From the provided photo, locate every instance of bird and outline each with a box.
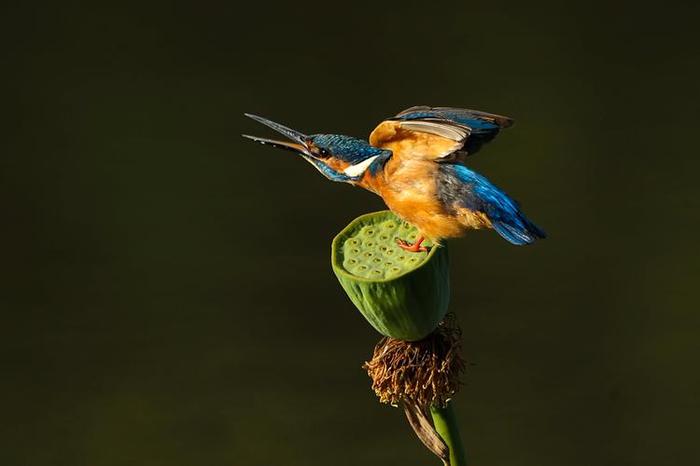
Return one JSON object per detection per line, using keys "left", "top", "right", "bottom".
{"left": 242, "top": 106, "right": 545, "bottom": 252}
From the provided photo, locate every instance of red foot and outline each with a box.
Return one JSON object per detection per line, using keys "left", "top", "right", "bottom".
{"left": 396, "top": 235, "right": 429, "bottom": 253}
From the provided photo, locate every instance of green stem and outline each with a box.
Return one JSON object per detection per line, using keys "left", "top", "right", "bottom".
{"left": 430, "top": 403, "right": 467, "bottom": 466}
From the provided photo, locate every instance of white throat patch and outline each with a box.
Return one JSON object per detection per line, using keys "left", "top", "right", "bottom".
{"left": 343, "top": 155, "right": 380, "bottom": 177}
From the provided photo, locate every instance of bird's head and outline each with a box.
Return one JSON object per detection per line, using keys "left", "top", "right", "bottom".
{"left": 243, "top": 114, "right": 390, "bottom": 182}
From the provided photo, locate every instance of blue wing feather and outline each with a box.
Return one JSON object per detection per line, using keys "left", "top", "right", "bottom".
{"left": 439, "top": 164, "right": 546, "bottom": 245}
{"left": 393, "top": 106, "right": 513, "bottom": 155}
{"left": 396, "top": 111, "right": 499, "bottom": 132}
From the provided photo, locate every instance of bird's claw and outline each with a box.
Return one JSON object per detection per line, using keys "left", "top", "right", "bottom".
{"left": 396, "top": 237, "right": 429, "bottom": 253}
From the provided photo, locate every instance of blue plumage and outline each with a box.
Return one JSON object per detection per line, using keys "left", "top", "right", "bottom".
{"left": 243, "top": 107, "right": 545, "bottom": 250}
{"left": 396, "top": 110, "right": 500, "bottom": 133}
{"left": 367, "top": 151, "right": 393, "bottom": 176}
{"left": 310, "top": 134, "right": 386, "bottom": 164}
{"left": 438, "top": 164, "right": 546, "bottom": 245}
{"left": 393, "top": 107, "right": 513, "bottom": 156}
{"left": 299, "top": 134, "right": 392, "bottom": 182}
{"left": 306, "top": 157, "right": 355, "bottom": 182}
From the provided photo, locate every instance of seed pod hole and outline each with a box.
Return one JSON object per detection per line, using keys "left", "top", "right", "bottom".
{"left": 336, "top": 211, "right": 440, "bottom": 280}
{"left": 333, "top": 211, "right": 449, "bottom": 337}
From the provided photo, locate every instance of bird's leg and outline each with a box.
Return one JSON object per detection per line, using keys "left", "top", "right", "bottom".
{"left": 396, "top": 235, "right": 429, "bottom": 253}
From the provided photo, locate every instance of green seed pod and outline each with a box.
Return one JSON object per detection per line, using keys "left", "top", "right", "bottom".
{"left": 331, "top": 211, "right": 450, "bottom": 341}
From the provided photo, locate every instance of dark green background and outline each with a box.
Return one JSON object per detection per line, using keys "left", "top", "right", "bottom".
{"left": 3, "top": 2, "right": 699, "bottom": 465}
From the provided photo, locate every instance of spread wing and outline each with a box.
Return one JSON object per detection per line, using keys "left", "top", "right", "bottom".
{"left": 369, "top": 106, "right": 513, "bottom": 161}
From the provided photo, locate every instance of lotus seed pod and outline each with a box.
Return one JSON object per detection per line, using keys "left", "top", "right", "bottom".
{"left": 331, "top": 211, "right": 450, "bottom": 341}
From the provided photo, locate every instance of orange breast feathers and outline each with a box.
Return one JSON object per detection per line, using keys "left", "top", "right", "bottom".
{"left": 363, "top": 120, "right": 492, "bottom": 240}
{"left": 363, "top": 155, "right": 463, "bottom": 240}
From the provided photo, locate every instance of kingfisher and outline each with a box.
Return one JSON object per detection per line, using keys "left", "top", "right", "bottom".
{"left": 243, "top": 106, "right": 545, "bottom": 252}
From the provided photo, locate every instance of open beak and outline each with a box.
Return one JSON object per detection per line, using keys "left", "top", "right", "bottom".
{"left": 242, "top": 114, "right": 312, "bottom": 156}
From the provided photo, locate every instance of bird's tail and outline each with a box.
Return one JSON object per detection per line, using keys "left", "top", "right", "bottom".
{"left": 445, "top": 164, "right": 546, "bottom": 246}
{"left": 490, "top": 212, "right": 546, "bottom": 245}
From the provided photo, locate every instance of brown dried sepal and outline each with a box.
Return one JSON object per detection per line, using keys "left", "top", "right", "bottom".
{"left": 363, "top": 314, "right": 465, "bottom": 407}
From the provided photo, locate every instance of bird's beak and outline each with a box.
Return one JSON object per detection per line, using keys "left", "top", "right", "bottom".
{"left": 242, "top": 114, "right": 312, "bottom": 156}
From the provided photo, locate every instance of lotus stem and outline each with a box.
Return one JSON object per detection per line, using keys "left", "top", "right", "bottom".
{"left": 331, "top": 211, "right": 468, "bottom": 465}
{"left": 431, "top": 403, "right": 467, "bottom": 466}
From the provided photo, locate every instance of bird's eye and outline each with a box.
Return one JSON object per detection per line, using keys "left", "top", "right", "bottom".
{"left": 317, "top": 147, "right": 330, "bottom": 158}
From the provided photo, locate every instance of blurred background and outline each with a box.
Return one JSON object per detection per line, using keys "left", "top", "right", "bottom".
{"left": 2, "top": 1, "right": 699, "bottom": 465}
